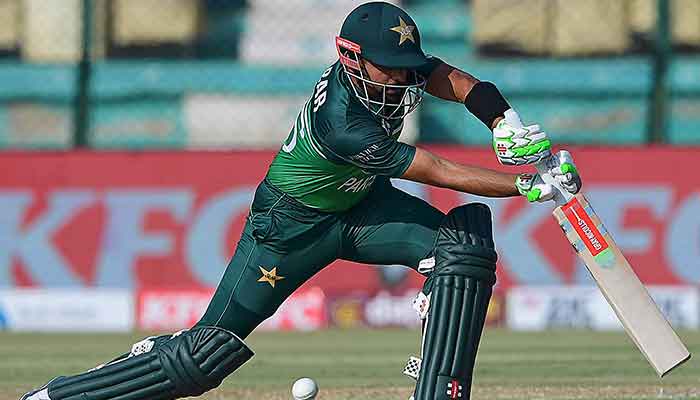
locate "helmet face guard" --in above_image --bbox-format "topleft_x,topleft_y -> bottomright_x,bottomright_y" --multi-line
336,36 -> 426,121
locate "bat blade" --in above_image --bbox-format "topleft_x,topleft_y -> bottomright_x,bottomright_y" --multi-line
553,194 -> 691,377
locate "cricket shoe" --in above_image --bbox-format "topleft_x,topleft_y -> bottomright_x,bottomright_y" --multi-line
20,377 -> 62,400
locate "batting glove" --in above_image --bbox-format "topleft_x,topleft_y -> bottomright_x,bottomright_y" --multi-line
492,110 -> 551,166
516,150 -> 582,203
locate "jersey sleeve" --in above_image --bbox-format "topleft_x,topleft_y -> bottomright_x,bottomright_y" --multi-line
320,116 -> 416,178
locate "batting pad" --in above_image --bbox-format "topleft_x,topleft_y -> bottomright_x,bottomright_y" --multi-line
413,203 -> 497,400
47,326 -> 253,400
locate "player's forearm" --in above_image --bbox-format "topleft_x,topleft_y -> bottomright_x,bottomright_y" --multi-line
431,156 -> 520,197
426,63 -> 479,103
427,63 -> 509,130
403,148 -> 520,197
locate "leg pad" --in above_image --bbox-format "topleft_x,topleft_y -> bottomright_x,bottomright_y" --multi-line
48,326 -> 253,400
413,204 -> 497,400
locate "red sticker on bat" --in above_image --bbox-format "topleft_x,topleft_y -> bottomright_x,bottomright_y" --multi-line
562,198 -> 609,256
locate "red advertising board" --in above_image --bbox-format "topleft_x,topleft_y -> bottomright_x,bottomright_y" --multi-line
136,287 -> 327,331
1,148 -> 698,296
138,288 -> 214,331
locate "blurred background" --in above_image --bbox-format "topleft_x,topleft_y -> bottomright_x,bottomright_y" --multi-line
0,0 -> 698,336
0,0 -> 698,149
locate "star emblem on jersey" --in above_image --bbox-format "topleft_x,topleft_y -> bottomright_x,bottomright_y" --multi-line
257,266 -> 285,288
390,17 -> 415,45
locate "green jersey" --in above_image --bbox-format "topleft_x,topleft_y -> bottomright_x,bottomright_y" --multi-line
267,61 -> 437,212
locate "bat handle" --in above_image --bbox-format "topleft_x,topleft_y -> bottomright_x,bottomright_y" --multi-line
503,110 -> 573,207
535,158 -> 573,206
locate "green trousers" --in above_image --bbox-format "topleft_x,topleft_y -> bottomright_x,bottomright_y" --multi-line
196,178 -> 444,337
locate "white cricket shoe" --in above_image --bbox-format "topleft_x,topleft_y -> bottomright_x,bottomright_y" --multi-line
20,378 -> 60,400
20,388 -> 50,400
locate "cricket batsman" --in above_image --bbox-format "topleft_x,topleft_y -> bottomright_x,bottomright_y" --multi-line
22,2 -> 581,400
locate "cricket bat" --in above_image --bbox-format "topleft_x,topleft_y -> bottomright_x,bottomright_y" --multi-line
551,193 -> 690,376
504,110 -> 691,377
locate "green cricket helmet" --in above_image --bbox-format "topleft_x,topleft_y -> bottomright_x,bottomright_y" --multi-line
336,2 -> 429,120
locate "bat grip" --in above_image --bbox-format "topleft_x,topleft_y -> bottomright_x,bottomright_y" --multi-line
535,157 -> 572,206
503,109 -> 572,206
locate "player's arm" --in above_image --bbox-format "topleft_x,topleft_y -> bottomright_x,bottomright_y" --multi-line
425,62 -> 500,126
424,62 -> 551,166
425,64 -> 479,111
402,147 -> 519,197
402,147 -> 582,202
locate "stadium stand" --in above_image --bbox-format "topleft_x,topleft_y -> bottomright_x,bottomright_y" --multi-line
112,0 -> 199,46
22,0 -> 82,62
0,0 -> 19,56
472,0 -> 629,57
195,0 -> 247,59
630,0 -> 700,51
240,0 -> 400,66
0,0 -> 698,149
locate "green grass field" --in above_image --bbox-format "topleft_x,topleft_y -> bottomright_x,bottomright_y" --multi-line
1,328 -> 698,400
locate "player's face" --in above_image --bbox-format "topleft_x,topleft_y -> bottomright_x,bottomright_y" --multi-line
360,59 -> 410,102
338,50 -> 426,119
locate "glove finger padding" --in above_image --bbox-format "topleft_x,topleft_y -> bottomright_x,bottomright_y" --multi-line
492,115 -> 552,166
556,149 -> 575,165
516,173 -> 554,203
550,150 -> 582,194
413,204 -> 497,400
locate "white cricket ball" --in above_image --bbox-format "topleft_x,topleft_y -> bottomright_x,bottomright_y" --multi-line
291,377 -> 318,400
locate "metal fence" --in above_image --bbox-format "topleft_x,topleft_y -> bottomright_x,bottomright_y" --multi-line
0,0 -> 698,149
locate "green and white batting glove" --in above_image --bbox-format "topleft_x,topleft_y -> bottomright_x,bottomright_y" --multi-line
492,109 -> 551,166
515,150 -> 582,203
